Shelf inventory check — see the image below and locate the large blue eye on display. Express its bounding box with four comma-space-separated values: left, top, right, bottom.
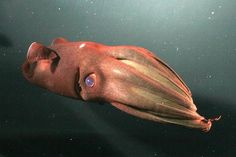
85, 75, 95, 87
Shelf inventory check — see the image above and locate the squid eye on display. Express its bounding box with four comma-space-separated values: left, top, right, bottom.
85, 74, 95, 87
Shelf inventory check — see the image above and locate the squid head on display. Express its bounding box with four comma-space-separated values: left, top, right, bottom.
22, 37, 220, 132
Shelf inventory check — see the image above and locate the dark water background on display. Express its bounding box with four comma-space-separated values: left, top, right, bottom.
0, 0, 235, 156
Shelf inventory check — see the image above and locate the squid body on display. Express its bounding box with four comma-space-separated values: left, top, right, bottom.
22, 38, 220, 132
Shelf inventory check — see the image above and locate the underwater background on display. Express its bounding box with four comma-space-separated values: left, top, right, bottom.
0, 0, 235, 156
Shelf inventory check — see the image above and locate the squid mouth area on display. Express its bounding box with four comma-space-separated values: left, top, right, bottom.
22, 47, 60, 79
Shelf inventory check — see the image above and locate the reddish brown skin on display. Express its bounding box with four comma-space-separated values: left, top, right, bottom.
23, 38, 108, 99
22, 37, 220, 132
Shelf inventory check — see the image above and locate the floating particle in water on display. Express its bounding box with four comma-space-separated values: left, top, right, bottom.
211, 11, 215, 15
58, 7, 61, 11
97, 146, 102, 150
51, 113, 56, 118
206, 75, 212, 79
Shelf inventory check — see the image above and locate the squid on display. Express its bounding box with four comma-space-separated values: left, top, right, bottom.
22, 37, 220, 132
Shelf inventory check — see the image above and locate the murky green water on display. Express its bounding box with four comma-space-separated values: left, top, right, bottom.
0, 0, 235, 156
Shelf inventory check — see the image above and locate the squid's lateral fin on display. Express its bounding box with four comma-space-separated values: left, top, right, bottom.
51, 37, 69, 46
120, 60, 190, 99
136, 47, 192, 98
120, 59, 196, 111
108, 46, 192, 99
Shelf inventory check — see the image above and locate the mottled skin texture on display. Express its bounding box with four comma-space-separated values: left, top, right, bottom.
22, 37, 220, 132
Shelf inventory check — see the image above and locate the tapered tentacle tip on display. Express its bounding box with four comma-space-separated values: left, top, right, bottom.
210, 115, 222, 121
202, 115, 221, 132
